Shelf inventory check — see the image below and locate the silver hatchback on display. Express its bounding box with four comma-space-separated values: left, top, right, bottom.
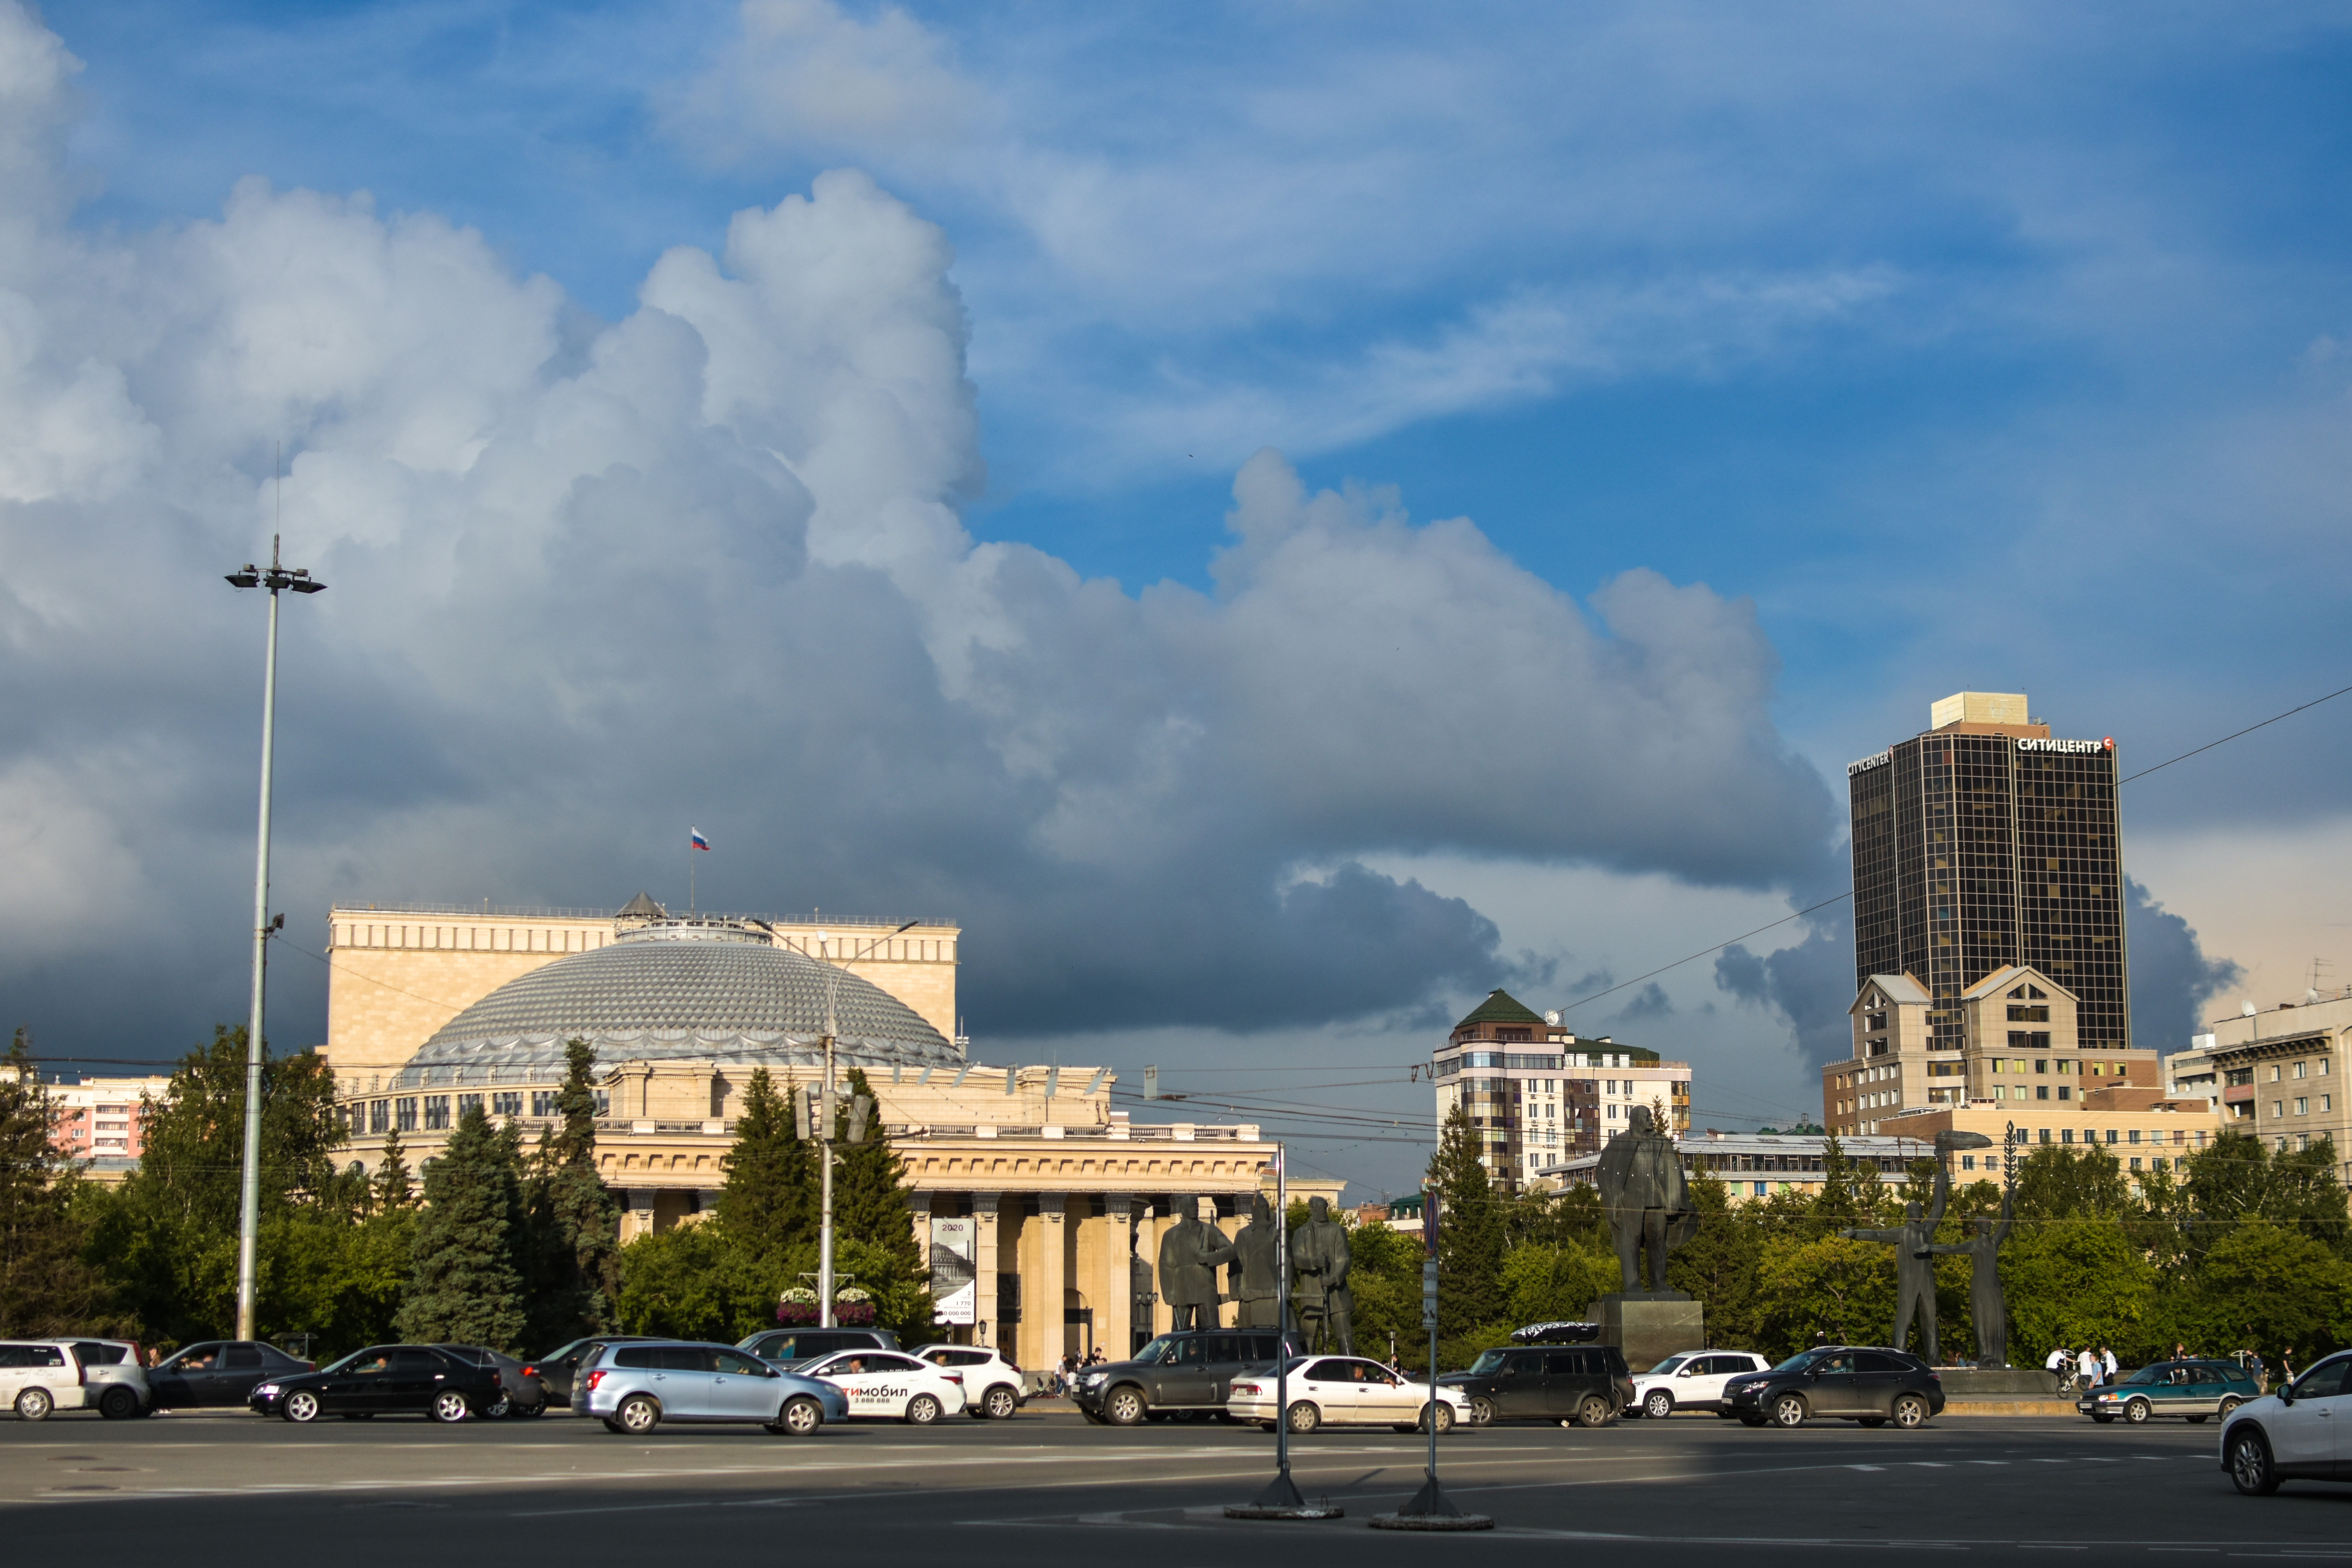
577, 1341, 848, 1437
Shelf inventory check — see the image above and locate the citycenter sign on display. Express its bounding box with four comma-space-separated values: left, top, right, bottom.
1846, 749, 1892, 777
2016, 737, 2115, 755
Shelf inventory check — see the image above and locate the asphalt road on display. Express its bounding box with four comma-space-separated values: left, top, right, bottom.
3, 1404, 2343, 1564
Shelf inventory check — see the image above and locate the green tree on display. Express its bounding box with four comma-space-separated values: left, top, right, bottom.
715, 1066, 811, 1256
1499, 1237, 1619, 1327
1426, 1105, 1505, 1333
523, 1039, 620, 1349
2160, 1219, 2352, 1361
1754, 1233, 1896, 1356
2183, 1133, 2350, 1255
2013, 1142, 2134, 1225
1668, 1172, 1764, 1348
2000, 1216, 2156, 1363
0, 1030, 110, 1334
396, 1105, 528, 1349
371, 1127, 414, 1213
832, 1069, 924, 1287
1340, 1221, 1429, 1368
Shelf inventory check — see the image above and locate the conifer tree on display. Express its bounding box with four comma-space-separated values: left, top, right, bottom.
371, 1127, 414, 1213
715, 1065, 812, 1258
1426, 1103, 1505, 1333
396, 1104, 528, 1349
524, 1039, 620, 1346
833, 1068, 919, 1279
0, 1029, 108, 1335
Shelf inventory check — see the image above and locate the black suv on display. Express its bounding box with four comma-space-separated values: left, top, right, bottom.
1443, 1344, 1632, 1427
1724, 1346, 1944, 1429
1074, 1329, 1292, 1425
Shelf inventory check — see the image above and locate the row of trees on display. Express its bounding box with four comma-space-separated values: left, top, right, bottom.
0, 1027, 928, 1358
1349, 1105, 2352, 1372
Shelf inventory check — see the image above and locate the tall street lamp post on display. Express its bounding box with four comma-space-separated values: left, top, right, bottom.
814, 919, 918, 1327
224, 535, 324, 1340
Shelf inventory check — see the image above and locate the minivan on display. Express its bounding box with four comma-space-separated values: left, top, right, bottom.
1443, 1343, 1634, 1427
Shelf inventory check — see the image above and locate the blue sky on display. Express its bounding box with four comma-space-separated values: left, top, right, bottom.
7, 1, 2351, 1194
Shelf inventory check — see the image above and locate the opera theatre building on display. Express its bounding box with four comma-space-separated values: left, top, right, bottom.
319, 897, 1332, 1368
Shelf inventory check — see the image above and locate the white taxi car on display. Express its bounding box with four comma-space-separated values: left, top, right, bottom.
1227, 1355, 1469, 1434
799, 1349, 969, 1424
1629, 1350, 1772, 1419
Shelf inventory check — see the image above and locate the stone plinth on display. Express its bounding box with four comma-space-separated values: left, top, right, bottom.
1592, 1293, 1705, 1375
1937, 1366, 2059, 1398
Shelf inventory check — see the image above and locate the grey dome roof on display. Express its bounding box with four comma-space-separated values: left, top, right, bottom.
392, 918, 961, 1088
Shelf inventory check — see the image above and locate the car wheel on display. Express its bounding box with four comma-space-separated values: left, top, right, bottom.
1104, 1386, 1147, 1426
2228, 1428, 2280, 1496
283, 1391, 322, 1424
1286, 1401, 1321, 1434
1891, 1394, 1929, 1431
1772, 1393, 1808, 1429
984, 1385, 1019, 1420
485, 1393, 513, 1419
906, 1393, 943, 1426
513, 1401, 545, 1419
773, 1396, 823, 1437
98, 1386, 140, 1420
1576, 1396, 1613, 1429
1469, 1396, 1497, 1426
615, 1396, 659, 1436
1643, 1389, 1674, 1420
2217, 1398, 2242, 1418
16, 1387, 52, 1422
2122, 1398, 2151, 1425
430, 1390, 471, 1424
1422, 1402, 1455, 1435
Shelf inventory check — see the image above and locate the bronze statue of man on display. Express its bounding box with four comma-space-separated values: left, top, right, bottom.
1594, 1104, 1697, 1292
1840, 1133, 1961, 1361
1229, 1193, 1284, 1328
1157, 1195, 1237, 1332
1289, 1195, 1354, 1353
1922, 1179, 2015, 1367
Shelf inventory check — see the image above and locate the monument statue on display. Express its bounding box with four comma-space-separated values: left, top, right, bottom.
1921, 1158, 2016, 1367
1289, 1195, 1354, 1354
1229, 1193, 1284, 1329
1157, 1195, 1237, 1332
1839, 1130, 1980, 1362
1594, 1104, 1698, 1292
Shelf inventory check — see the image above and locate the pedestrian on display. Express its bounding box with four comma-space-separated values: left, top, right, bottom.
2282, 1347, 2297, 1384
2100, 1344, 2117, 1383
2078, 1346, 2101, 1389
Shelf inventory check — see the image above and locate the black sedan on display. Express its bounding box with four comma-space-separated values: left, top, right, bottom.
534, 1335, 661, 1408
249, 1344, 504, 1424
147, 1340, 313, 1410
1724, 1346, 1945, 1429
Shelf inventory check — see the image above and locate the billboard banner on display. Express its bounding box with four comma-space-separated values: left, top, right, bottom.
930, 1216, 977, 1325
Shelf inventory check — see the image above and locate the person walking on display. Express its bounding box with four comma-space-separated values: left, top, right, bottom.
2282, 1347, 2298, 1385
2100, 1344, 2117, 1384
2078, 1346, 2102, 1389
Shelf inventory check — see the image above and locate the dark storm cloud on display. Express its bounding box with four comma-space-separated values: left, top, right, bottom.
2125, 878, 2245, 1048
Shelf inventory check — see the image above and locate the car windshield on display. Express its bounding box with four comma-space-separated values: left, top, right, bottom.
2119, 1365, 2163, 1386
1133, 1336, 1176, 1365
1465, 1350, 1508, 1375
1772, 1351, 1825, 1372
319, 1348, 384, 1374
1649, 1354, 1690, 1375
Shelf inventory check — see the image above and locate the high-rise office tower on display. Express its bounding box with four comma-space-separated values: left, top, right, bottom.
1848, 692, 2131, 1049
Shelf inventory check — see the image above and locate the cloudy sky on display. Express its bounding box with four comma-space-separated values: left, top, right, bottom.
5, 1, 2347, 1197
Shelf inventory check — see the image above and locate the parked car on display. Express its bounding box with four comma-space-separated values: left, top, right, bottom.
147, 1340, 312, 1410
914, 1344, 1026, 1419
1723, 1347, 1944, 1429
1072, 1329, 1291, 1426
433, 1344, 546, 1417
535, 1335, 662, 1408
796, 1349, 968, 1424
250, 1344, 504, 1424
737, 1328, 902, 1367
2079, 1359, 2258, 1425
1629, 1351, 1773, 1419
2219, 1350, 2352, 1495
1228, 1355, 1468, 1433
1442, 1343, 1633, 1427
0, 1341, 91, 1421
42, 1339, 150, 1419
577, 1341, 845, 1436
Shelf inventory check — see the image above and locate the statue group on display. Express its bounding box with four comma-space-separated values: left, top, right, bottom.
1152, 1194, 1356, 1352
1838, 1129, 2016, 1367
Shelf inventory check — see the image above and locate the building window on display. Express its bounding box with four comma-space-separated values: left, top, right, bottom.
492, 1091, 522, 1118
396, 1098, 418, 1132
1754, 1182, 1768, 1196
2270, 1066, 2282, 1082
2273, 1101, 2285, 1119
2319, 1060, 2331, 1076
2039, 1128, 2052, 1144
2037, 1086, 2050, 1101
2061, 1129, 2074, 1144
2058, 1087, 2071, 1102
368, 1100, 389, 1135
2128, 1129, 2141, 1144
1960, 1155, 1976, 1170
2129, 1157, 2141, 1171
2324, 1095, 2334, 1114
458, 1094, 483, 1119
2036, 1060, 2049, 1074
2294, 1061, 2308, 1079
2106, 1128, 2119, 1144
424, 1097, 451, 1130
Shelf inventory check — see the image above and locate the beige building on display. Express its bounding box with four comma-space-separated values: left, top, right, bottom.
1824, 964, 2160, 1137
2195, 989, 2352, 1184
1876, 1089, 2221, 1186
319, 896, 1335, 1370
1543, 1130, 1944, 1205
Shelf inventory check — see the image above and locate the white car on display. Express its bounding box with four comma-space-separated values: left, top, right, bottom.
914, 1344, 1026, 1419
0, 1341, 90, 1421
800, 1349, 970, 1424
2220, 1350, 2352, 1496
1630, 1350, 1772, 1419
1227, 1355, 1469, 1434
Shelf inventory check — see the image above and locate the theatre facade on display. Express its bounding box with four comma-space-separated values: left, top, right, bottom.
317, 897, 1335, 1369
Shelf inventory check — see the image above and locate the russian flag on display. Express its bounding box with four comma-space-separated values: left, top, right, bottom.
690, 828, 711, 851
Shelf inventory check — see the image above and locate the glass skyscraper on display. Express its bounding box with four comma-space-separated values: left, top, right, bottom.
1848, 692, 2131, 1049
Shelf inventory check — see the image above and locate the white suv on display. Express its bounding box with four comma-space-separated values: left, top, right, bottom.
0, 1341, 89, 1421
915, 1345, 1026, 1419
1629, 1350, 1772, 1418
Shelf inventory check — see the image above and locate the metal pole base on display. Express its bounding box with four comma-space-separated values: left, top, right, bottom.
1225, 1468, 1344, 1520
1370, 1475, 1493, 1531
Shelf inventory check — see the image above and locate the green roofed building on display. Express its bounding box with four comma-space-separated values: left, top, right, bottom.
1429, 989, 1688, 1195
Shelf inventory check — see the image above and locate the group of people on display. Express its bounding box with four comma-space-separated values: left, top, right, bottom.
1048, 1348, 1108, 1396
2045, 1344, 2119, 1390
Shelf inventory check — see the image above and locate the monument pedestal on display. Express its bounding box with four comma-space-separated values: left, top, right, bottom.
1591, 1293, 1704, 1375
1937, 1367, 2057, 1398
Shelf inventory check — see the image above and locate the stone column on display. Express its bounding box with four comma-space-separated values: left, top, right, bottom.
1022, 1193, 1068, 1372
1090, 1197, 1134, 1360
972, 1193, 1002, 1353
